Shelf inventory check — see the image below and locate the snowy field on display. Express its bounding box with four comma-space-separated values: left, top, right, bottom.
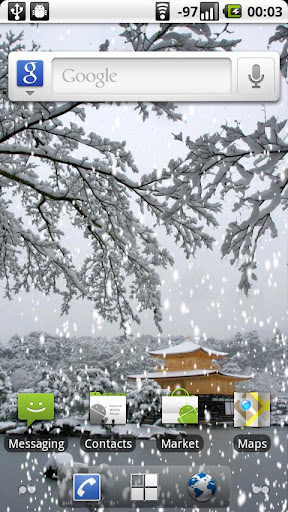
0, 427, 287, 512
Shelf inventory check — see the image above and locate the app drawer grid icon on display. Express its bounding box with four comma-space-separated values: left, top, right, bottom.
130, 473, 158, 502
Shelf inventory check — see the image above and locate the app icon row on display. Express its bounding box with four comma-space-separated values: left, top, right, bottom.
17, 390, 271, 428
59, 465, 231, 508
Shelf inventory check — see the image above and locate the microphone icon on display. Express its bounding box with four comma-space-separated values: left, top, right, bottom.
248, 64, 264, 89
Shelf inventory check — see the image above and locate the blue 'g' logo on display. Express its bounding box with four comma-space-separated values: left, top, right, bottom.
17, 60, 44, 87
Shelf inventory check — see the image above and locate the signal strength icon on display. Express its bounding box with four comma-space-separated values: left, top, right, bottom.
155, 2, 170, 21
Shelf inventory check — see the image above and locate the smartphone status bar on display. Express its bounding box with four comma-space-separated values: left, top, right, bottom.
1, 0, 288, 24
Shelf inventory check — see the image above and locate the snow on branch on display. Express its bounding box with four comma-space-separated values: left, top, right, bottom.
116, 23, 241, 121
269, 24, 288, 79
0, 32, 205, 332
119, 23, 241, 53
163, 118, 288, 294
0, 30, 287, 331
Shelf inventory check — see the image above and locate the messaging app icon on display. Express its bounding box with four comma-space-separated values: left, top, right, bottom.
18, 393, 54, 427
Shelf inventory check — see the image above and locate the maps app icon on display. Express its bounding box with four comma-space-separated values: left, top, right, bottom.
17, 60, 44, 87
234, 392, 270, 427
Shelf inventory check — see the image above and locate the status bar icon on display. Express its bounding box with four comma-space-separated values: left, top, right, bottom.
200, 2, 219, 21
223, 4, 242, 18
155, 2, 170, 21
8, 2, 26, 21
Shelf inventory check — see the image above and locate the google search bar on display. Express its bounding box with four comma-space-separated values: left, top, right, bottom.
8, 52, 280, 102
52, 57, 231, 97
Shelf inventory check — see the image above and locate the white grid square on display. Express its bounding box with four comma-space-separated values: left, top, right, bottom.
145, 486, 158, 501
145, 474, 158, 487
131, 487, 144, 501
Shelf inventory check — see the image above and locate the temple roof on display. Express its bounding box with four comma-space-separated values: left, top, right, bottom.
149, 340, 228, 358
128, 369, 252, 380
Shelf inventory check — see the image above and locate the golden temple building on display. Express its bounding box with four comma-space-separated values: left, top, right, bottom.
128, 339, 251, 421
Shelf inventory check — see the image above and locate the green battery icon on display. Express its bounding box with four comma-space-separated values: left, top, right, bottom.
223, 4, 242, 18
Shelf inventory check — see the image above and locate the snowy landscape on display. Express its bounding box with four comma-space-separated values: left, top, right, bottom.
0, 330, 287, 432
0, 18, 287, 512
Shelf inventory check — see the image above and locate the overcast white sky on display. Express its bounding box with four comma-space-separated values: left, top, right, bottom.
0, 23, 287, 343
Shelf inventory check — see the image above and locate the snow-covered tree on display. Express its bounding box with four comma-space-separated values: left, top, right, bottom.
164, 116, 288, 294
95, 23, 288, 297
37, 369, 72, 418
10, 368, 30, 392
0, 26, 287, 332
265, 330, 287, 396
117, 23, 240, 54
106, 335, 157, 382
269, 24, 288, 78
0, 367, 16, 420
127, 379, 168, 425
229, 332, 244, 353
0, 31, 186, 333
221, 360, 243, 376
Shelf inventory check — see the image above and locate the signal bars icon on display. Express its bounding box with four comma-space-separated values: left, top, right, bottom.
155, 2, 170, 21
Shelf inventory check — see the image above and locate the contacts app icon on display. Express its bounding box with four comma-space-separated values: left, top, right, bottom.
18, 393, 54, 427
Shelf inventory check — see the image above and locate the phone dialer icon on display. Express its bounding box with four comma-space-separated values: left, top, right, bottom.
73, 474, 101, 502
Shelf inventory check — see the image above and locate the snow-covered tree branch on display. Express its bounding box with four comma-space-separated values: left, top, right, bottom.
269, 24, 288, 79
0, 26, 287, 332
118, 23, 241, 53
116, 23, 241, 121
1, 31, 221, 331
166, 118, 288, 293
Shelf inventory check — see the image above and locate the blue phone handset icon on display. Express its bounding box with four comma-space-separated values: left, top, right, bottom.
73, 474, 101, 502
77, 477, 97, 498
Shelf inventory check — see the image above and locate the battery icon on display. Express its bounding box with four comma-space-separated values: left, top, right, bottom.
223, 4, 242, 18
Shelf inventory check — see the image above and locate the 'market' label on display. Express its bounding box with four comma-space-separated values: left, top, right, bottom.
156, 435, 204, 452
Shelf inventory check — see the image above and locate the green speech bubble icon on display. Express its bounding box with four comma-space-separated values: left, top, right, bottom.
18, 393, 54, 427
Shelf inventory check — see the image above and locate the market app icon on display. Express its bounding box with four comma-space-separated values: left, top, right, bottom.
234, 392, 270, 427
162, 388, 198, 424
18, 393, 54, 427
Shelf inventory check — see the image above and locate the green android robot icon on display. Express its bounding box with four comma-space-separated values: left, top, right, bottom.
177, 403, 198, 424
